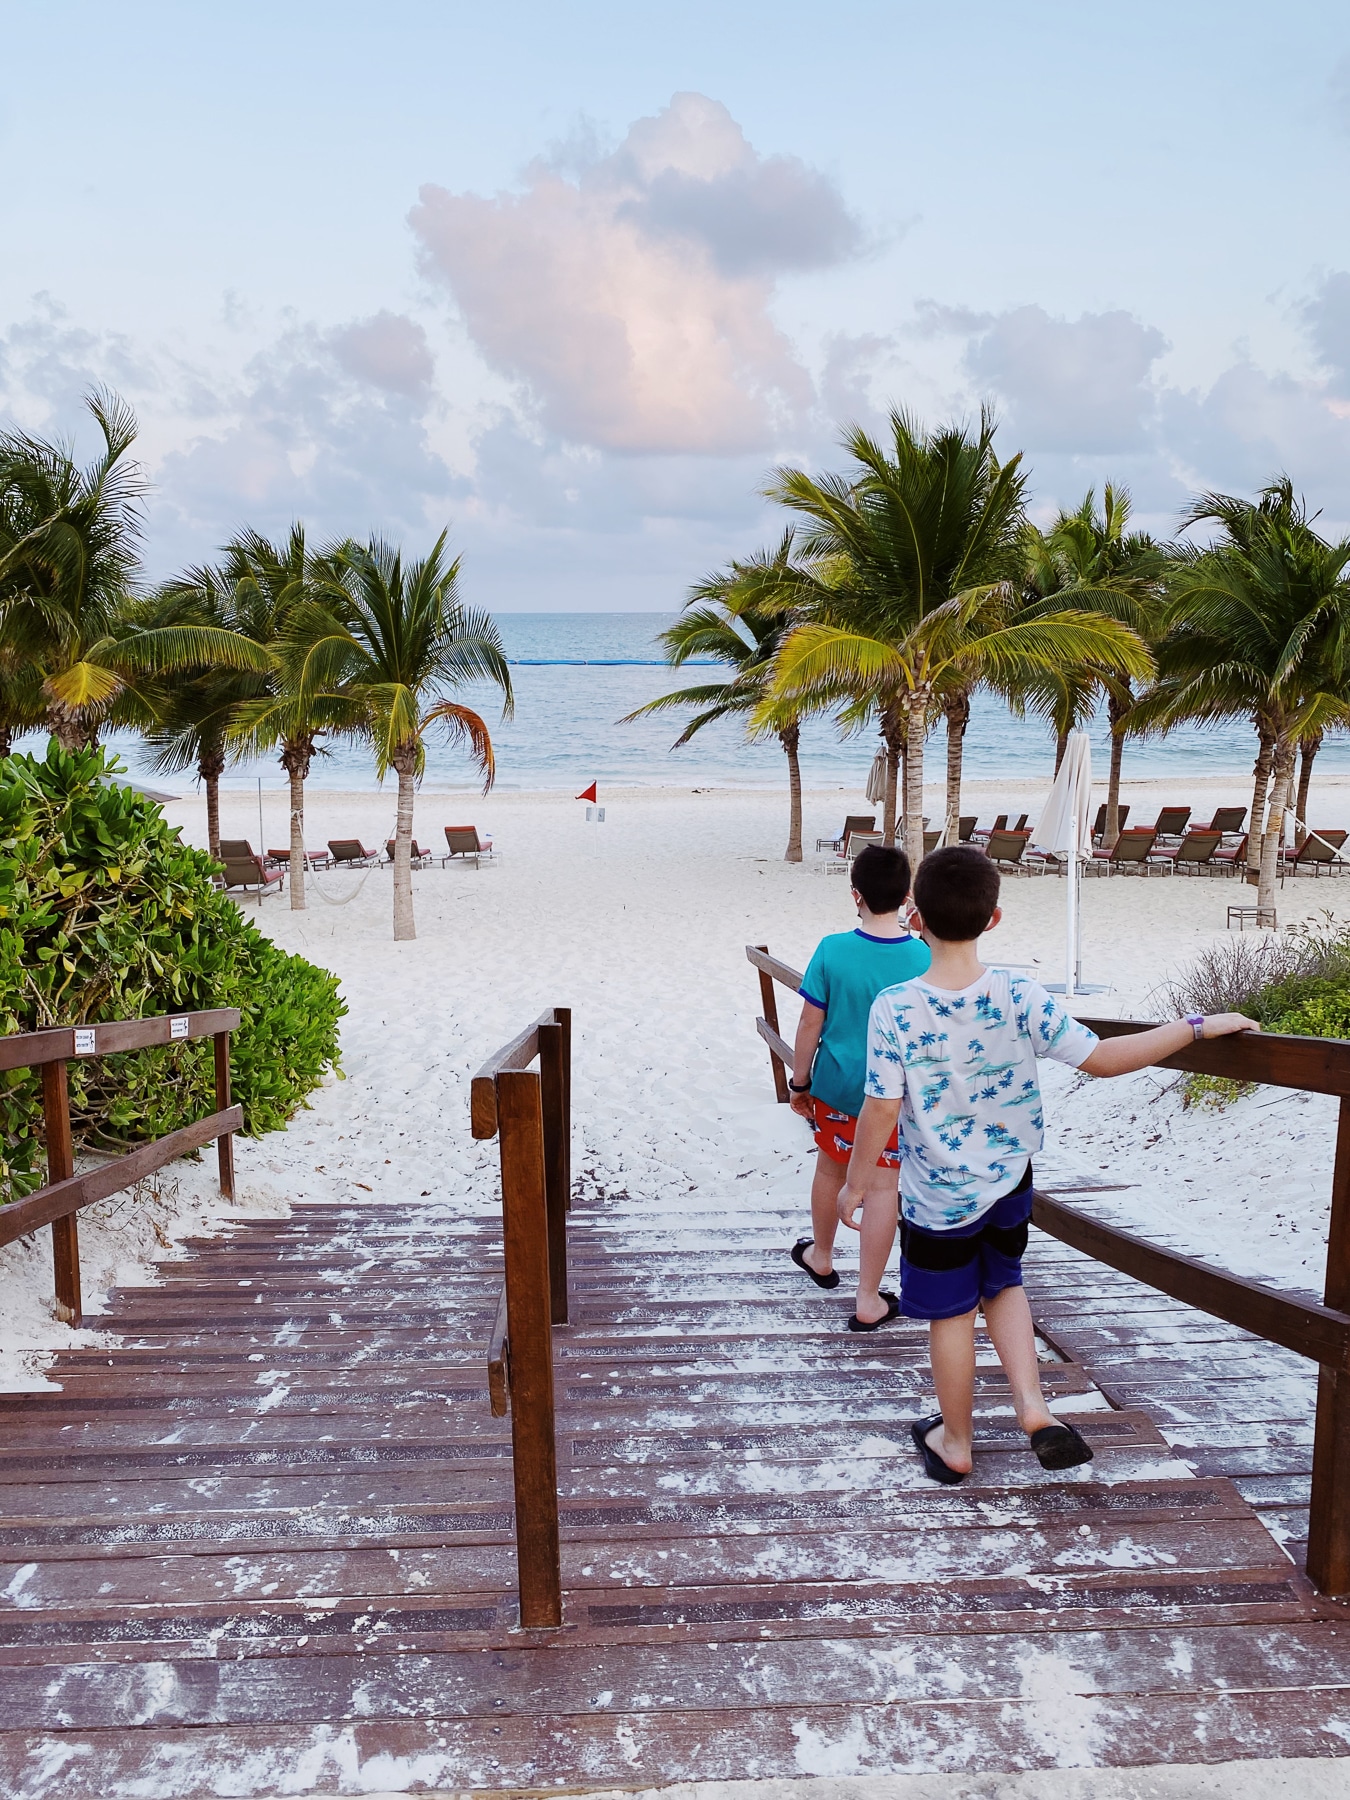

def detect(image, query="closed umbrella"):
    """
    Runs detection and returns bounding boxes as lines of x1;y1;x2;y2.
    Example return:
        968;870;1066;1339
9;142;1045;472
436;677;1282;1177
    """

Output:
866;748;887;805
1030;732;1097;997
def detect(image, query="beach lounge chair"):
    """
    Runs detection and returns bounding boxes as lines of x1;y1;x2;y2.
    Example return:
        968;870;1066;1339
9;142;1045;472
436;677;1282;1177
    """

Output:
385;838;436;868
1281;829;1348;878
959;815;977;842
1150;806;1191;838
816;813;875;852
1149;829;1223;875
266;846;330;870
1011;813;1029;832
1212;833;1248;876
1204;807;1246;835
328;839;381;868
1091;803;1130;839
922;829;941;856
443;825;496;867
1089;827;1159;875
217;845;282;903
970;813;1008;844
983;829;1033;872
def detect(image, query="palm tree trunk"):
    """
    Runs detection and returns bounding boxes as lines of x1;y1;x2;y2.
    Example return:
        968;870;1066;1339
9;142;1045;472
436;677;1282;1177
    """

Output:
281;736;313;911
1247;722;1275;880
942;689;969;844
392;745;417;940
0;723;11;758
1104;683;1131;849
903;687;928;870
780;722;802;863
1295;731;1322;849
1257;731;1296;914
199;745;225;864
1054;730;1068;776
881;703;903;845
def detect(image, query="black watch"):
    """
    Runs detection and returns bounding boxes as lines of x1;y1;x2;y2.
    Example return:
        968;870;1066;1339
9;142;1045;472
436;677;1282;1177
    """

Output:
788;1078;811;1093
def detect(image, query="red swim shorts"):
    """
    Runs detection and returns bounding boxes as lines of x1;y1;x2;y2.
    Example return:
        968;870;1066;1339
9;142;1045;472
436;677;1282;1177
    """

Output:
812;1098;902;1168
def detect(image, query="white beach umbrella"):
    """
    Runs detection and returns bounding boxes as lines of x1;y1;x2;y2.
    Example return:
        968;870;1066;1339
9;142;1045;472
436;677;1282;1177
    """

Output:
1031;731;1095;997
866;748;888;805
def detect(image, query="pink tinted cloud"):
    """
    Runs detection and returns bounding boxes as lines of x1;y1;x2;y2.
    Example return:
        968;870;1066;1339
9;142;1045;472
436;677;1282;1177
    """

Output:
410;93;858;455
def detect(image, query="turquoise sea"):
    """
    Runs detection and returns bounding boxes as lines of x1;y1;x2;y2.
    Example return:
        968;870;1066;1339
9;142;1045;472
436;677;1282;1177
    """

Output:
25;612;1350;793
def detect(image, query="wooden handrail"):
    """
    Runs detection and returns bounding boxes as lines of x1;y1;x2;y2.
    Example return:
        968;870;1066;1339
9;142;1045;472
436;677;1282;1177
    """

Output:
0;1009;241;1326
474;1005;571;1629
744;941;1350;1596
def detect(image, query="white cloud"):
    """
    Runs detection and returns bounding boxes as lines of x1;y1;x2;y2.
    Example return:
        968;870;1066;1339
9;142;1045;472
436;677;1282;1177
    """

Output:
331;311;434;396
964;304;1169;453
409;92;859;455
1301;271;1350;396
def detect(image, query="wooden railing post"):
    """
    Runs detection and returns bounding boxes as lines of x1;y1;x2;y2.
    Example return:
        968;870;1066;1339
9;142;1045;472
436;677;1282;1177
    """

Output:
41;1062;80;1326
557;1006;572;1212
496;1067;562;1628
1309;1095;1350;1593
754;943;791;1104
213;1030;235;1202
538;1018;570;1326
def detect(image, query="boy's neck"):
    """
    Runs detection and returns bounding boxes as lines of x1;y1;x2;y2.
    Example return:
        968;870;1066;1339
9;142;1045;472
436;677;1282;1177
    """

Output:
920;936;986;990
855;906;906;939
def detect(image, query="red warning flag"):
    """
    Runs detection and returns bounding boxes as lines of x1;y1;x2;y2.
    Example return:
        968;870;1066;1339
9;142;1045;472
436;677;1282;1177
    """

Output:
576;781;598;802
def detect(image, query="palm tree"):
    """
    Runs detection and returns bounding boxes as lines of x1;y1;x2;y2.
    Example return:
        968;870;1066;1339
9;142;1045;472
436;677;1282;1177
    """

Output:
1143;479;1350;912
0;391;265;749
226;526;354;911
136;566;270;861
760;411;1150;866
285;533;512;940
621;540;809;861
1017;486;1167;845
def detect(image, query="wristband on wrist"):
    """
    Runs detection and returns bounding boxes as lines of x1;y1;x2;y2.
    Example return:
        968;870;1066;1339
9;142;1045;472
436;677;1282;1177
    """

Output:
1185;1014;1205;1041
788;1077;811;1093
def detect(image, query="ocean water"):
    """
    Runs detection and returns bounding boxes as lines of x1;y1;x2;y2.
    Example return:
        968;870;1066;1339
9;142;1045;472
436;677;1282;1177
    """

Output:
21;612;1350;794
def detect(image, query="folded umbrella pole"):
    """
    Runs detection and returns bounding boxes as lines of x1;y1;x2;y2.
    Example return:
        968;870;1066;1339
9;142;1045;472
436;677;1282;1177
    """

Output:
1030;733;1106;997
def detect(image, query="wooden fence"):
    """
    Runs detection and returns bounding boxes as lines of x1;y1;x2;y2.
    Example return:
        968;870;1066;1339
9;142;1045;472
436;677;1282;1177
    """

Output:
746;943;1350;1597
0;1010;242;1327
471;1006;572;1629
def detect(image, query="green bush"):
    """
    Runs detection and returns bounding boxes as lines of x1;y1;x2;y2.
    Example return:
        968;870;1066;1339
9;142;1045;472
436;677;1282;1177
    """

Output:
0;743;345;1202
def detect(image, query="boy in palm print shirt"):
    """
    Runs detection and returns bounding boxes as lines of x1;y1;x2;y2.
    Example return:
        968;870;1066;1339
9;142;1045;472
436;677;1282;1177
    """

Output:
838;845;1258;1485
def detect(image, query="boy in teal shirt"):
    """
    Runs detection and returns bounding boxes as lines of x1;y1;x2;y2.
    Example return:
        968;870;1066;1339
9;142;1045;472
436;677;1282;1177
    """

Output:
789;844;930;1330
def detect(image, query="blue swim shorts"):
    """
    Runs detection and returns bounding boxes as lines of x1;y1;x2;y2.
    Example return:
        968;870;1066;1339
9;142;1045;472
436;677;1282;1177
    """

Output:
898;1164;1034;1320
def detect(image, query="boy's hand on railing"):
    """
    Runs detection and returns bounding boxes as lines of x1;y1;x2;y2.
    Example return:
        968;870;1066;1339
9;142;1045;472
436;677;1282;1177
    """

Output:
838;1183;864;1231
1202;1013;1261;1038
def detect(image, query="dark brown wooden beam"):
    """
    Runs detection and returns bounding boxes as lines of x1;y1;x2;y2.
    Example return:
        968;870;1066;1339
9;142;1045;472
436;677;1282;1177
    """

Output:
1080;1016;1350;1096
41;1062;80;1326
1032;1189;1350;1370
487;1282;510;1420
0;1105;244;1251
756;1017;794;1072
0;1009;240;1072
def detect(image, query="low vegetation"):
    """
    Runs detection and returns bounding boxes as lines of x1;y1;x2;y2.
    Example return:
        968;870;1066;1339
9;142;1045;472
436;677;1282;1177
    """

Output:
0;744;345;1202
1161;916;1350;1108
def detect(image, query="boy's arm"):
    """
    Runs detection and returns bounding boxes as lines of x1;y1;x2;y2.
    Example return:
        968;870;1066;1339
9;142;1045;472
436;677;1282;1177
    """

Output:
837;1096;902;1228
1079;1011;1259;1078
789;1000;826;1118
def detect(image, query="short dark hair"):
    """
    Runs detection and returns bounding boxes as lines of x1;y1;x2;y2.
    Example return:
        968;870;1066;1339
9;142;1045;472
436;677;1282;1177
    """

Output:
913;845;1001;942
850;843;912;914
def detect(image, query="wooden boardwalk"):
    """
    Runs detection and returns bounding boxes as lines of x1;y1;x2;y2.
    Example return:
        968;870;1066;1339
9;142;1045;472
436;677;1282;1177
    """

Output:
0;1186;1346;1795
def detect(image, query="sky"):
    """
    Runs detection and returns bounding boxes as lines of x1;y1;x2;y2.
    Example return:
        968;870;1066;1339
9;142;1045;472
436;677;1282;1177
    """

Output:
4;0;1350;609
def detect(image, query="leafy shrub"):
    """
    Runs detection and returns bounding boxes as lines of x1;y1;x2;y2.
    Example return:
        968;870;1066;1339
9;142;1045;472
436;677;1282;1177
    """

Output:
1178;1073;1257;1112
0;743;345;1202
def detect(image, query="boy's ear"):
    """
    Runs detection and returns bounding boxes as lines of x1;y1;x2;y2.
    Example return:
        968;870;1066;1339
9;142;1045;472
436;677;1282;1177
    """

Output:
983;905;1003;933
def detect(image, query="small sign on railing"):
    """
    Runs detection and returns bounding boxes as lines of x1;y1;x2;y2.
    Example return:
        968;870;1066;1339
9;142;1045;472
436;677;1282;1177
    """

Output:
73;1029;96;1056
170;1016;190;1040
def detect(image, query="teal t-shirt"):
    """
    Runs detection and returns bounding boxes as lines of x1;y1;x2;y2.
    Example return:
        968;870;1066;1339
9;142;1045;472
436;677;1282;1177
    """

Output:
800;928;931;1116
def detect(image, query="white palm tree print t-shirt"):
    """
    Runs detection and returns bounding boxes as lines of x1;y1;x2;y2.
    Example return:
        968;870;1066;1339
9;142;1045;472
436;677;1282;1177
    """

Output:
865;968;1099;1230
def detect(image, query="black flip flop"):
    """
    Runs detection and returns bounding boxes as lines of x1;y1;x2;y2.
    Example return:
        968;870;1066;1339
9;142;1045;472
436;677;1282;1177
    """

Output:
910;1413;967;1485
790;1239;840;1290
1030;1422;1094;1470
847;1290;900;1332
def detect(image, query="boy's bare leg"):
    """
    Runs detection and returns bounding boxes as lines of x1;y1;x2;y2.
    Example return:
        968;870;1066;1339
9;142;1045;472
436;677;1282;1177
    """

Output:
925;1310;977;1474
981;1283;1057;1437
853;1164;900;1324
804;1152;845;1278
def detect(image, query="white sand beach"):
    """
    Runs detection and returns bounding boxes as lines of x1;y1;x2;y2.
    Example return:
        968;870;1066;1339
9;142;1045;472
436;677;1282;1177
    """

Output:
4;770;1350;1385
